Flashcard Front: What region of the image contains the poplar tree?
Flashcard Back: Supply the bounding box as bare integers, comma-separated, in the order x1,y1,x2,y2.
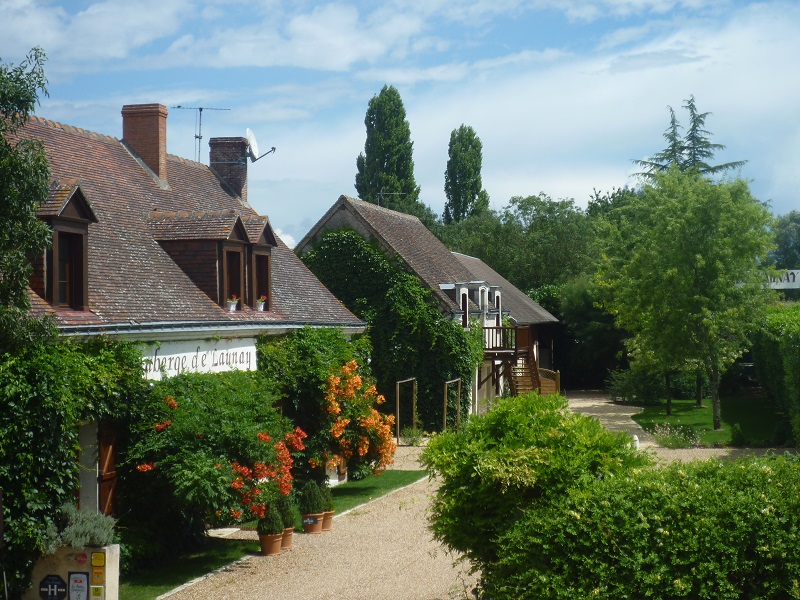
355,85,429,219
443,124,489,224
0,48,55,352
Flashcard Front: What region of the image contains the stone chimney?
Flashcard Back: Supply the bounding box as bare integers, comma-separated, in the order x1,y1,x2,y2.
209,137,248,204
121,104,168,182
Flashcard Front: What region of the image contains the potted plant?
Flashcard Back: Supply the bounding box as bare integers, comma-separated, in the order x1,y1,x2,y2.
256,507,285,556
298,480,324,534
274,493,298,551
256,294,267,311
320,480,335,532
226,294,239,312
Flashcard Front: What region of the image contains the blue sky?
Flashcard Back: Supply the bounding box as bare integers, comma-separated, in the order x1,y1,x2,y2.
3,0,798,247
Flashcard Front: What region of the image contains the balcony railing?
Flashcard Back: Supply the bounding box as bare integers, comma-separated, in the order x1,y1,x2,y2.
483,326,530,354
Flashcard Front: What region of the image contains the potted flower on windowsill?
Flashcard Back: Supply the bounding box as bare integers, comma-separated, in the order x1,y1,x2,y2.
227,294,239,312
299,480,325,534
257,508,285,556
256,295,267,312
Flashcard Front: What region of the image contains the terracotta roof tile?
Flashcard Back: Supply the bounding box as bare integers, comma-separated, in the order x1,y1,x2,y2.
17,113,363,334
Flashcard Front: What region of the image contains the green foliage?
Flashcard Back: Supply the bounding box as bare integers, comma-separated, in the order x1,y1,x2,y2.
770,210,800,270
752,302,800,443
596,168,775,428
0,47,57,352
355,85,436,227
607,366,705,405
256,509,284,535
120,370,296,570
421,393,652,569
43,504,116,554
443,124,489,224
647,422,700,448
298,480,324,514
302,228,480,431
273,493,298,529
634,95,746,179
319,481,334,512
482,455,800,599
0,339,147,596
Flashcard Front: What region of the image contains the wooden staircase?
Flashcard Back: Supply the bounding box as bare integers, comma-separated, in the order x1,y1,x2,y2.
509,354,560,397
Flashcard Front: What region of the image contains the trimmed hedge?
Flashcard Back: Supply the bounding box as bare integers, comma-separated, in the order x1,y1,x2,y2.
483,454,800,599
421,393,652,569
752,303,800,444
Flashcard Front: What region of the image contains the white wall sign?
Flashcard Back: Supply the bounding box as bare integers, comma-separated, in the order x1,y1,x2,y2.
767,269,799,289
141,338,258,380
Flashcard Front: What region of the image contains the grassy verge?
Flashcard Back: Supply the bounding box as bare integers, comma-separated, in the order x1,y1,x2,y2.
631,390,787,447
120,469,427,599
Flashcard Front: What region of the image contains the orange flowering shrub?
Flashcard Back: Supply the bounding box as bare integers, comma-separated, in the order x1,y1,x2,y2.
321,360,396,477
127,371,306,530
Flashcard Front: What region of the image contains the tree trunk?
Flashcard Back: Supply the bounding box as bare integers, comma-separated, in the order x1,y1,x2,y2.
665,372,673,416
711,366,722,430
695,374,703,407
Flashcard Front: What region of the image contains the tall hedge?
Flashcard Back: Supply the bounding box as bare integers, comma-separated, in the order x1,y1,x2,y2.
0,339,148,598
483,455,800,599
752,303,800,443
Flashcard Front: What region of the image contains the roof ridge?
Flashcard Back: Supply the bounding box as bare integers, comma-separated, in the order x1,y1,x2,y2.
167,153,208,168
29,114,119,143
344,195,422,221
149,209,239,219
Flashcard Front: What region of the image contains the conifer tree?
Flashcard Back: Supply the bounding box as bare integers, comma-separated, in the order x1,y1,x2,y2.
443,124,489,224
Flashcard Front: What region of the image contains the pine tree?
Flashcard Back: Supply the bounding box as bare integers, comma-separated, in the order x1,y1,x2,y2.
634,95,746,180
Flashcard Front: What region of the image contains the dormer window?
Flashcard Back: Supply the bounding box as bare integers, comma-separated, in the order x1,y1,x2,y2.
37,181,97,311
223,243,245,309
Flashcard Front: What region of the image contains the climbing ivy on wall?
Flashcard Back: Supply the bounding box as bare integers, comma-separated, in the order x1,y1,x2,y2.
0,339,148,597
302,228,482,430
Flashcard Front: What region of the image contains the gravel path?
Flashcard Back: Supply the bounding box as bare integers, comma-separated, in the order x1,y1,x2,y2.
161,446,477,600
159,390,777,600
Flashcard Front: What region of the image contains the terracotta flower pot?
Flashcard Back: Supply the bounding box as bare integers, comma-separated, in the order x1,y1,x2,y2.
301,513,324,534
321,510,334,532
281,527,294,551
258,533,283,556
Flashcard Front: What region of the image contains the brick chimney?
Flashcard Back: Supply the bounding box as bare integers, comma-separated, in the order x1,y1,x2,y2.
209,137,248,204
121,104,168,182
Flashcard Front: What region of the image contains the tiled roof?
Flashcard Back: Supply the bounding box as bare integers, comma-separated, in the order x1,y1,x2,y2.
297,195,555,324
19,114,362,334
148,210,247,241
452,252,558,325
298,195,476,312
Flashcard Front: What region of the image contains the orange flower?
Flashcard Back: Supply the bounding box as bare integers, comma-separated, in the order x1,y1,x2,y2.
154,420,171,432
163,396,179,410
257,432,271,442
136,462,155,472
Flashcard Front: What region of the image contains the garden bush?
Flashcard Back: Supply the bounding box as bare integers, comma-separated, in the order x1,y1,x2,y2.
752,303,800,443
119,370,303,571
0,339,147,597
421,392,652,569
482,454,800,599
608,365,707,405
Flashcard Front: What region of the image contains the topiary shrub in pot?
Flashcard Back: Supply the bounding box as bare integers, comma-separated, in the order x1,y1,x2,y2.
298,481,324,534
320,480,335,532
256,508,284,556
274,493,298,550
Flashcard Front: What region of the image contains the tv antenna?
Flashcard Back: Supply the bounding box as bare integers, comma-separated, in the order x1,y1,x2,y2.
246,128,276,162
172,105,230,162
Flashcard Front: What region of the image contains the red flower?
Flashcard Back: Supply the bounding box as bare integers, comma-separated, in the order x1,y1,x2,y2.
257,432,271,442
163,396,178,410
154,420,171,432
136,462,155,472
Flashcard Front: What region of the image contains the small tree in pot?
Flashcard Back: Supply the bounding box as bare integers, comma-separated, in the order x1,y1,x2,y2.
298,481,324,534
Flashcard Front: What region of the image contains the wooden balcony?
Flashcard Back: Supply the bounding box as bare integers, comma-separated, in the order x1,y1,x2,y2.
483,326,530,358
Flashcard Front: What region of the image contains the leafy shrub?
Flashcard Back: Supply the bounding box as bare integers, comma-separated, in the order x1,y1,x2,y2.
298,480,324,514
0,339,147,596
752,303,800,443
43,504,116,554
120,370,302,569
400,426,425,446
608,366,707,405
482,454,800,599
421,392,652,569
256,508,284,535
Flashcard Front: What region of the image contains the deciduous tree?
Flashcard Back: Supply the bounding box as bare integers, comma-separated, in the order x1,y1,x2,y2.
596,168,774,428
0,47,55,352
443,124,489,224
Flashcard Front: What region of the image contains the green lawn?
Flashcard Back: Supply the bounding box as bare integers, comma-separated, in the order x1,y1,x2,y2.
631,390,788,447
120,469,427,600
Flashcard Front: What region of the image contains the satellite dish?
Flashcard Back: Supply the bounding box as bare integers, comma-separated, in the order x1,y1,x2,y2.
245,128,276,162
246,128,259,162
